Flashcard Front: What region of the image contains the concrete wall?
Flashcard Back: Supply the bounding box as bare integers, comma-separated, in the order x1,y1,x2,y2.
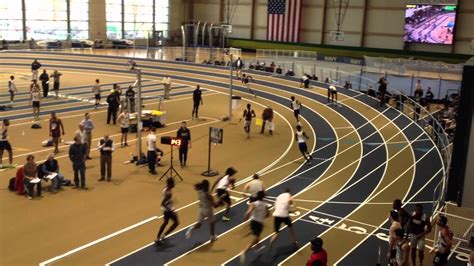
189,0,474,55
89,0,106,41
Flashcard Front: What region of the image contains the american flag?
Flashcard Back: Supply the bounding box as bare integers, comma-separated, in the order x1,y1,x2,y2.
267,0,302,42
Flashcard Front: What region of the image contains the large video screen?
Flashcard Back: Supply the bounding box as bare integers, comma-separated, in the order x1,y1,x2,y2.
404,4,457,45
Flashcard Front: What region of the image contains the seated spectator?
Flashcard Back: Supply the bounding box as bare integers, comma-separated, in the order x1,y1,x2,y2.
312,74,318,81
156,147,164,166
306,237,328,266
14,167,25,195
343,81,352,90
23,154,41,200
276,66,283,74
285,70,295,77
425,87,434,102
42,153,65,191
325,77,330,84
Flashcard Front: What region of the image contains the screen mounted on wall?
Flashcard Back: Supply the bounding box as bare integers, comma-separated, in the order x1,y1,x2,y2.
404,4,457,45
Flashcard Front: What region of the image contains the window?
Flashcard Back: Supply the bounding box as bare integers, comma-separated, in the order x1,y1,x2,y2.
25,0,68,40
70,0,90,39
106,0,123,39
0,2,23,40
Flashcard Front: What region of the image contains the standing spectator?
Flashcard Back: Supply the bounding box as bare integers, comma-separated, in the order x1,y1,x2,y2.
162,76,171,100
50,70,62,99
394,228,410,266
290,96,302,123
235,57,243,79
242,104,256,139
432,215,453,266
260,106,274,135
49,112,65,154
192,85,203,119
117,109,130,147
125,85,135,112
8,75,17,104
269,188,299,249
69,136,87,189
92,79,101,109
392,199,409,231
407,204,432,266
176,121,191,167
295,125,312,165
414,80,423,100
74,123,86,144
42,153,65,191
425,87,434,111
0,119,13,168
97,134,114,182
387,211,402,265
30,84,41,121
23,154,41,199
106,91,120,125
146,127,157,175
378,77,388,107
31,59,42,81
39,69,50,98
81,113,94,159
306,237,328,266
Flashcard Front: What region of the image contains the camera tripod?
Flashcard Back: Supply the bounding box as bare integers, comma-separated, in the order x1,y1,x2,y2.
159,144,183,181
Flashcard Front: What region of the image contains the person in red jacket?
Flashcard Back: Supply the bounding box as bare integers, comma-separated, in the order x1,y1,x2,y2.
306,237,327,266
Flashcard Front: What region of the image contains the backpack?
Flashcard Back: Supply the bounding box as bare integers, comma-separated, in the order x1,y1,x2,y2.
8,177,15,191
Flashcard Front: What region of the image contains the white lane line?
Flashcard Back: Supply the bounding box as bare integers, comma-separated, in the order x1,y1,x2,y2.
38,216,159,266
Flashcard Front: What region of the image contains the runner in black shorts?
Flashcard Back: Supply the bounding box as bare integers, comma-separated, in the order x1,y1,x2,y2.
0,119,13,167
269,188,298,249
155,177,179,245
212,167,237,222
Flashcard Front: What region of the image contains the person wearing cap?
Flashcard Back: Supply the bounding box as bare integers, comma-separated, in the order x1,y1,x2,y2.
394,228,409,266
306,237,327,266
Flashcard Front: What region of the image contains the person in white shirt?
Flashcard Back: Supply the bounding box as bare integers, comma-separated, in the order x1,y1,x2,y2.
0,119,13,167
240,191,269,264
97,134,114,182
243,174,265,202
269,188,298,249
92,79,101,109
387,211,402,264
117,110,130,147
147,127,157,175
30,85,41,121
74,124,86,144
8,75,17,104
290,96,302,123
163,76,171,99
212,167,237,222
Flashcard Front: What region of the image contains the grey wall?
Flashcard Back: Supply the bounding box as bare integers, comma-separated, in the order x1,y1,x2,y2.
188,0,474,55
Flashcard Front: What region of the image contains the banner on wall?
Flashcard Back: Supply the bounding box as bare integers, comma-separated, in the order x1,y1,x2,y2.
316,55,364,66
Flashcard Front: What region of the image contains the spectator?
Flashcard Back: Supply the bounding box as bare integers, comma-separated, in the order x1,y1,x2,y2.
49,111,65,154
92,79,101,109
50,70,62,99
8,75,17,104
97,134,114,182
276,65,282,74
387,211,402,264
235,57,243,79
0,119,13,168
125,85,136,111
74,123,86,144
31,59,42,81
394,228,410,266
81,113,94,159
147,127,158,175
23,154,41,199
343,81,352,90
392,199,409,231
306,237,328,266
69,136,88,189
414,80,423,100
407,204,432,266
378,77,388,107
117,109,130,146
39,69,50,98
260,106,274,135
106,90,120,125
162,76,171,100
42,153,65,191
432,215,453,266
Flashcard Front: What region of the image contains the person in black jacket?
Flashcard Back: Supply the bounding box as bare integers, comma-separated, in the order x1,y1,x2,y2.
176,121,191,167
97,134,114,182
378,77,388,107
39,69,50,97
31,59,41,80
106,91,120,125
125,85,135,112
192,85,203,119
69,136,87,189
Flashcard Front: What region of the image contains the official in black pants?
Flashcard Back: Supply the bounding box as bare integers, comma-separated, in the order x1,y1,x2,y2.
192,85,203,119
98,134,114,182
378,77,387,107
39,69,49,98
176,121,191,167
106,91,120,125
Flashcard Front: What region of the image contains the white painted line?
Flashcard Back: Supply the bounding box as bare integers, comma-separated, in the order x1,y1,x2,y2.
38,216,159,266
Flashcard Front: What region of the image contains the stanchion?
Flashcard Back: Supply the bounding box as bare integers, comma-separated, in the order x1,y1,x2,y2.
201,127,223,177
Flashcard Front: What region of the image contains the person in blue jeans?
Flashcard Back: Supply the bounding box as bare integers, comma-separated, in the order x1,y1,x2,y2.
69,136,87,189
42,153,65,191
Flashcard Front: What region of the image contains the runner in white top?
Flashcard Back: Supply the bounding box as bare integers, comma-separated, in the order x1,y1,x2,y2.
117,110,130,147
30,86,41,121
290,96,302,123
295,125,312,165
186,179,218,242
243,174,265,202
432,215,453,266
394,228,410,266
387,211,402,264
212,167,237,221
146,128,157,174
240,191,269,264
0,119,13,167
269,188,298,249
8,75,17,103
155,177,179,245
92,79,101,109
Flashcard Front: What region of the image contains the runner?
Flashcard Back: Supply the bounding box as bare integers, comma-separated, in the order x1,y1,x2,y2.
407,204,432,266
290,96,302,123
49,112,65,154
240,191,269,264
212,167,237,222
329,85,338,105
117,109,130,147
92,79,101,109
432,215,453,266
394,228,410,266
186,179,218,242
30,84,41,121
155,177,179,245
8,75,17,104
295,125,312,165
0,119,13,168
392,199,409,232
243,174,265,202
242,103,256,139
242,73,256,97
387,210,402,266
269,188,299,249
